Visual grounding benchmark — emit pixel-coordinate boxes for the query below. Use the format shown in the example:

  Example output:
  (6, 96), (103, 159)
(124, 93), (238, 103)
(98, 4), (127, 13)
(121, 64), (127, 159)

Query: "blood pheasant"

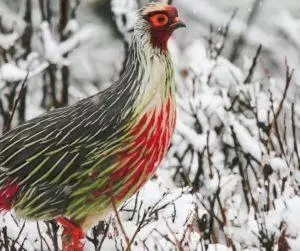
(0, 2), (185, 250)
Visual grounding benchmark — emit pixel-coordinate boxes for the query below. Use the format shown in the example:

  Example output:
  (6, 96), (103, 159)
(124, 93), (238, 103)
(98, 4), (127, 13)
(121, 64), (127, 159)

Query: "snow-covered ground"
(0, 0), (300, 250)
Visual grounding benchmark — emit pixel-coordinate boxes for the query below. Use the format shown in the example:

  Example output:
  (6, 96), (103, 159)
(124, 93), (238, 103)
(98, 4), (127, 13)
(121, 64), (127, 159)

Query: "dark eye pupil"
(158, 16), (165, 23)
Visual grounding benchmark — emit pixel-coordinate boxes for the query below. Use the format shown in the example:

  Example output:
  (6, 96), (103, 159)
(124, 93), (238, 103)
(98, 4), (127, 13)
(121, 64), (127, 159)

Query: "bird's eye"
(150, 14), (169, 27)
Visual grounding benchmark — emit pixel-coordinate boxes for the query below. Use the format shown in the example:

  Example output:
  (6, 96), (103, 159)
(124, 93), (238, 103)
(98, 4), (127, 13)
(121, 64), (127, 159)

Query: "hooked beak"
(170, 17), (186, 29)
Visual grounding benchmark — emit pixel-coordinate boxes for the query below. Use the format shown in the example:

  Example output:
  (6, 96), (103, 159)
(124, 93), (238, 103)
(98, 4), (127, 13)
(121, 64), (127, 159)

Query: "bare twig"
(11, 221), (26, 249)
(291, 103), (300, 167)
(109, 180), (130, 249)
(37, 222), (52, 251)
(230, 0), (263, 62)
(262, 60), (294, 167)
(215, 9), (238, 59)
(230, 126), (250, 210)
(125, 211), (148, 251)
(19, 0), (33, 124)
(97, 219), (112, 251)
(273, 59), (294, 122)
(4, 73), (29, 133)
(38, 0), (46, 21)
(59, 0), (70, 106)
(243, 44), (262, 84)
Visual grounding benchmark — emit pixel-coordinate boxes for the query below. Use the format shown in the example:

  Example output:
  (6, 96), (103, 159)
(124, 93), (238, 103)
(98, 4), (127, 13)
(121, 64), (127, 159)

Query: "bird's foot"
(56, 217), (84, 251)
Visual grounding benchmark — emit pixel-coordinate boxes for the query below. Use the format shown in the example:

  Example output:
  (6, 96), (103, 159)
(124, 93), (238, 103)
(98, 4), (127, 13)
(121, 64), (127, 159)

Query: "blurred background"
(1, 0), (300, 250)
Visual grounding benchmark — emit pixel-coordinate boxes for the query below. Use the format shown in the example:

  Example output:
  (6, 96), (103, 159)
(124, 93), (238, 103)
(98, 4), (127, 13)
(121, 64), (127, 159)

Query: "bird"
(0, 2), (185, 251)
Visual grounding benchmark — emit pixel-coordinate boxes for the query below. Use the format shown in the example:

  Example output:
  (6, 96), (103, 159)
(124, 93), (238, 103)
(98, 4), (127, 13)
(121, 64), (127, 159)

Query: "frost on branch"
(162, 35), (300, 249)
(1, 1), (300, 251)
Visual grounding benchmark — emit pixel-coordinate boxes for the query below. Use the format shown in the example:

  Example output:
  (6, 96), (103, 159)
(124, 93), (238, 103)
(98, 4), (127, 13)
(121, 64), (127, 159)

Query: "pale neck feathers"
(127, 24), (175, 116)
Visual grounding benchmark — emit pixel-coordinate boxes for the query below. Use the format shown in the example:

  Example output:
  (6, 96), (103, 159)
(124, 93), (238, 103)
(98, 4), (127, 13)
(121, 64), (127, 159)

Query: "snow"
(40, 22), (67, 65)
(0, 63), (28, 82)
(1, 0), (300, 250)
(63, 19), (80, 35)
(0, 32), (20, 50)
(59, 24), (99, 55)
(230, 119), (262, 161)
(283, 197), (300, 236)
(207, 244), (231, 251)
(0, 2), (26, 34)
(0, 61), (50, 84)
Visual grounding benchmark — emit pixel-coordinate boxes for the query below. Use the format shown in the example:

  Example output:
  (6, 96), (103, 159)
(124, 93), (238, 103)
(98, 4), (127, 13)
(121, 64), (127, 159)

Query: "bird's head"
(135, 2), (186, 52)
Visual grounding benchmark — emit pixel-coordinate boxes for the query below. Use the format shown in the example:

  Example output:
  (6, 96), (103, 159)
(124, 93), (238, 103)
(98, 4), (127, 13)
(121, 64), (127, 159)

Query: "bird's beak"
(171, 17), (186, 29)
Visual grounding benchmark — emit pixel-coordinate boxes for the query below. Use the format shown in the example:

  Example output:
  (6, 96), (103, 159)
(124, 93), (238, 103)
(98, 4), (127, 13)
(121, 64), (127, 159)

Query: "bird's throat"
(150, 29), (173, 52)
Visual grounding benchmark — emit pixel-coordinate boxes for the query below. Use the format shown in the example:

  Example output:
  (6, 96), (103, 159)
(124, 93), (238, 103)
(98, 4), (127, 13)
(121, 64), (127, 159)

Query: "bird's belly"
(81, 208), (112, 231)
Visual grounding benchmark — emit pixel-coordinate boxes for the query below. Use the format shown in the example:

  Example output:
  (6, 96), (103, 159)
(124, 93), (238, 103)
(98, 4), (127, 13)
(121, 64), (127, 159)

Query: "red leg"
(56, 217), (84, 251)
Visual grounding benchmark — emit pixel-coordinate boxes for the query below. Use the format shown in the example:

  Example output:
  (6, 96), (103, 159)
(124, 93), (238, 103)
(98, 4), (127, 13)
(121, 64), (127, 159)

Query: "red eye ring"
(150, 14), (169, 27)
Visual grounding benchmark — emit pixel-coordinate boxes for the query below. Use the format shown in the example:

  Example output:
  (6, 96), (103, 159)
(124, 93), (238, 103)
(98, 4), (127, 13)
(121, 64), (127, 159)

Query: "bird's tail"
(0, 179), (20, 211)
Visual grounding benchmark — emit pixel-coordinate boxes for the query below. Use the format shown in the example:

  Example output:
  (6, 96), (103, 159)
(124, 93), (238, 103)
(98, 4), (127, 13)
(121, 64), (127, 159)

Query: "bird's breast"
(110, 97), (176, 201)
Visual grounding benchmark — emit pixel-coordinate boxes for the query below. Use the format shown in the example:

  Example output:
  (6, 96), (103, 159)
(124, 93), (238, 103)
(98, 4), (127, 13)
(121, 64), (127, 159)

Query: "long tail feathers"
(0, 180), (20, 211)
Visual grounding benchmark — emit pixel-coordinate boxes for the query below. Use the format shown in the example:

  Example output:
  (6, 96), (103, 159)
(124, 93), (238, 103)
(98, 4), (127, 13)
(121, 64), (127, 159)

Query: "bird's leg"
(56, 217), (84, 251)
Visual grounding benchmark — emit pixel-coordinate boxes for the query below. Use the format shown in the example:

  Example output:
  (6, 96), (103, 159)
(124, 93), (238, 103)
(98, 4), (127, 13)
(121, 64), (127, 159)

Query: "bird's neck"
(122, 33), (175, 115)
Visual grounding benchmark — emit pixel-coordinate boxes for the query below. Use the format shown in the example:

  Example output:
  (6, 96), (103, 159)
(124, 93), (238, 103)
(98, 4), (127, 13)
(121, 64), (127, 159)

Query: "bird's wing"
(0, 76), (136, 218)
(0, 90), (131, 189)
